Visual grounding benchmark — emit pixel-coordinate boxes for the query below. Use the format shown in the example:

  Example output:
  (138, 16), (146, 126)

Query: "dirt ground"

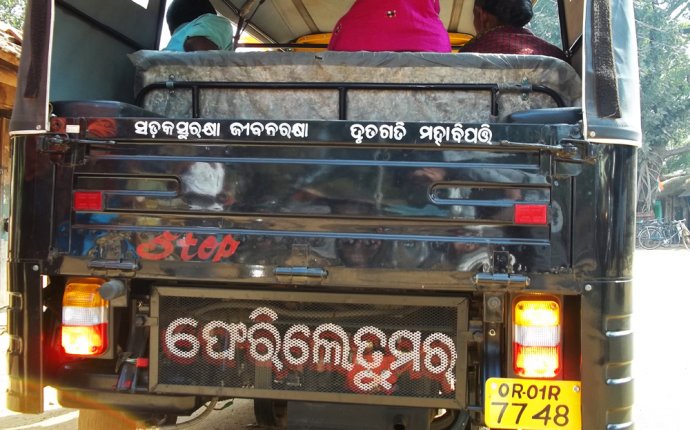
(0, 309), (261, 429)
(0, 311), (79, 430)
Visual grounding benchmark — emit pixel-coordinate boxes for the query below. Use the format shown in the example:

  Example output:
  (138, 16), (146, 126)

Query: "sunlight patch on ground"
(0, 321), (66, 419)
(2, 410), (79, 429)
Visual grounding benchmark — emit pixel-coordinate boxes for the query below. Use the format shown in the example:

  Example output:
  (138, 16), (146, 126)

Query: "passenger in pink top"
(328, 0), (451, 52)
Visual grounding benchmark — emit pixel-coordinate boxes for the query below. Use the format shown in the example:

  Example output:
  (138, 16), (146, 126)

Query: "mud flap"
(6, 262), (44, 413)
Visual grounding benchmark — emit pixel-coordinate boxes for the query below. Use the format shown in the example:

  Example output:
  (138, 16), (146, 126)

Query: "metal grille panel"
(151, 287), (468, 406)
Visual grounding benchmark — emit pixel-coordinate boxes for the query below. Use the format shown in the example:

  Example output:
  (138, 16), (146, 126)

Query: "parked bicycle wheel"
(682, 234), (690, 250)
(638, 226), (664, 249)
(677, 220), (690, 250)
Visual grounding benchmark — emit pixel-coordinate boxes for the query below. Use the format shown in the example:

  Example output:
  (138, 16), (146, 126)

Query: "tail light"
(62, 278), (108, 356)
(73, 191), (103, 211)
(513, 298), (561, 378)
(514, 204), (548, 225)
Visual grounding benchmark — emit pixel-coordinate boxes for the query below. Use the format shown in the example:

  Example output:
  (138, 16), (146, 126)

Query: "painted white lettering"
(201, 320), (247, 361)
(161, 307), (458, 394)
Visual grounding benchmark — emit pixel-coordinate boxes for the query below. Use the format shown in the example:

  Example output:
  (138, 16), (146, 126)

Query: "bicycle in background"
(637, 219), (690, 249)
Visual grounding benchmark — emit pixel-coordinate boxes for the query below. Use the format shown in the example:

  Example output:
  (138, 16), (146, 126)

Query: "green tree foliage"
(634, 0), (690, 211)
(535, 0), (690, 212)
(531, 0), (562, 47)
(0, 0), (25, 31)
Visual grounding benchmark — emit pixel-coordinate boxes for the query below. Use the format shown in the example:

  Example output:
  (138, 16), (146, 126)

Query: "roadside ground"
(0, 309), (80, 429)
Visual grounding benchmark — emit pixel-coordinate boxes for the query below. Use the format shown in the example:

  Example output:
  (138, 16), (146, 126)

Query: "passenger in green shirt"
(163, 0), (233, 52)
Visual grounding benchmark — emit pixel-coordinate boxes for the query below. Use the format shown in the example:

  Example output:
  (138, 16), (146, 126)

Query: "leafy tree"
(531, 0), (562, 47)
(0, 0), (25, 31)
(534, 0), (690, 213)
(634, 0), (690, 212)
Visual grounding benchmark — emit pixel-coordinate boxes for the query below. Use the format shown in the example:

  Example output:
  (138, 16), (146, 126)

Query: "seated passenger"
(163, 0), (233, 52)
(328, 0), (451, 52)
(460, 0), (566, 61)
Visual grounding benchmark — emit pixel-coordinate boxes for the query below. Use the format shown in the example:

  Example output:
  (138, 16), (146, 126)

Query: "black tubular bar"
(531, 84), (567, 107)
(557, 0), (570, 61)
(236, 43), (469, 51)
(136, 81), (566, 119)
(555, 0), (583, 60)
(236, 43), (328, 49)
(568, 35), (583, 59)
(56, 0), (146, 51)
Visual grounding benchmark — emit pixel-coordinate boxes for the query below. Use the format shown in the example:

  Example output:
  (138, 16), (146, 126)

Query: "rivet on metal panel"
(166, 76), (176, 94)
(483, 293), (505, 322)
(521, 78), (530, 101)
(487, 296), (501, 311)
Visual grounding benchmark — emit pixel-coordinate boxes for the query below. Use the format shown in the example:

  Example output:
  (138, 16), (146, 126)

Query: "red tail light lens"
(513, 298), (561, 378)
(514, 204), (548, 225)
(73, 191), (103, 211)
(61, 278), (108, 356)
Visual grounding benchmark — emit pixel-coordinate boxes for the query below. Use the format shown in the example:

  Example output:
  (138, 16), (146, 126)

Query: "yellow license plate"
(484, 378), (581, 430)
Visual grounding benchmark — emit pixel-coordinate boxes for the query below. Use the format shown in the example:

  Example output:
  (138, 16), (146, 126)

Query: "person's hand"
(410, 167), (445, 182)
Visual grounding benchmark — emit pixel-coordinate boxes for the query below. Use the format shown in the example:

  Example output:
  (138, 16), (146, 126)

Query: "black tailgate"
(55, 119), (574, 289)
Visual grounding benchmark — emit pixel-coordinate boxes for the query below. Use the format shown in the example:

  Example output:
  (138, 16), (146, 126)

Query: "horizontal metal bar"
(274, 266), (328, 278)
(473, 273), (531, 289)
(87, 260), (139, 271)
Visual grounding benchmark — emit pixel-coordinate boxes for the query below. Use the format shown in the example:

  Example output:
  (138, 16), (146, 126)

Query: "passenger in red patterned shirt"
(460, 0), (566, 61)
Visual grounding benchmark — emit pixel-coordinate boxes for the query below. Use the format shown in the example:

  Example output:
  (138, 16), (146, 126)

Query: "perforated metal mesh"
(154, 290), (466, 400)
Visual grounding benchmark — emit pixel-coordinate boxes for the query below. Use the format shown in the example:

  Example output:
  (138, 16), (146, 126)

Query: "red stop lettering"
(136, 231), (179, 260)
(137, 231), (241, 262)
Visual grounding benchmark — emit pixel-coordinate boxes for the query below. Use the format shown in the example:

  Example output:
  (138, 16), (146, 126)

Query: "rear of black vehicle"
(6, 1), (639, 430)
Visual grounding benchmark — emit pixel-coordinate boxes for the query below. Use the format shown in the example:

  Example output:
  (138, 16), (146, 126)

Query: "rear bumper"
(57, 389), (198, 414)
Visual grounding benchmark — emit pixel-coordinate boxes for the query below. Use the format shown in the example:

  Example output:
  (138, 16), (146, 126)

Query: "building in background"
(657, 174), (690, 222)
(0, 22), (21, 312)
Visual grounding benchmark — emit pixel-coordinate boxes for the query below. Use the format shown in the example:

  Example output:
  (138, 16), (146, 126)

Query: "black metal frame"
(135, 81), (567, 120)
(55, 0), (146, 51)
(235, 43), (472, 51)
(5, 262), (44, 413)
